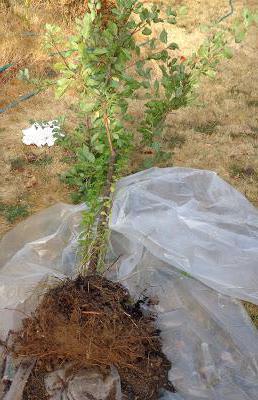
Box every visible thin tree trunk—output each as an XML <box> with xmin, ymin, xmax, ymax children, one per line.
<box><xmin>86</xmin><ymin>153</ymin><xmax>116</xmax><ymax>273</ymax></box>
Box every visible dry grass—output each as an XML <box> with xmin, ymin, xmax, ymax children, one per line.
<box><xmin>0</xmin><ymin>4</ymin><xmax>54</xmax><ymax>75</ymax></box>
<box><xmin>165</xmin><ymin>1</ymin><xmax>258</xmax><ymax>207</ymax></box>
<box><xmin>0</xmin><ymin>89</ymin><xmax>78</xmax><ymax>236</ymax></box>
<box><xmin>30</xmin><ymin>0</ymin><xmax>114</xmax><ymax>21</ymax></box>
<box><xmin>132</xmin><ymin>0</ymin><xmax>258</xmax><ymax>208</ymax></box>
<box><xmin>0</xmin><ymin>1</ymin><xmax>80</xmax><ymax>236</ymax></box>
<box><xmin>244</xmin><ymin>302</ymin><xmax>258</xmax><ymax>328</ymax></box>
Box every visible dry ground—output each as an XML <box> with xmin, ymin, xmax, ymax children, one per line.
<box><xmin>0</xmin><ymin>0</ymin><xmax>257</xmax><ymax>323</ymax></box>
<box><xmin>165</xmin><ymin>0</ymin><xmax>258</xmax><ymax>207</ymax></box>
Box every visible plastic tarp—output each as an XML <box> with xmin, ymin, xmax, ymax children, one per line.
<box><xmin>0</xmin><ymin>203</ymin><xmax>86</xmax><ymax>339</ymax></box>
<box><xmin>0</xmin><ymin>167</ymin><xmax>258</xmax><ymax>400</ymax></box>
<box><xmin>110</xmin><ymin>167</ymin><xmax>258</xmax><ymax>304</ymax></box>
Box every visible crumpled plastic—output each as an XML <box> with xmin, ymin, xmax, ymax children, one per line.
<box><xmin>22</xmin><ymin>120</ymin><xmax>64</xmax><ymax>147</ymax></box>
<box><xmin>45</xmin><ymin>365</ymin><xmax>121</xmax><ymax>400</ymax></box>
<box><xmin>3</xmin><ymin>360</ymin><xmax>35</xmax><ymax>400</ymax></box>
<box><xmin>0</xmin><ymin>203</ymin><xmax>86</xmax><ymax>339</ymax></box>
<box><xmin>110</xmin><ymin>167</ymin><xmax>258</xmax><ymax>304</ymax></box>
<box><xmin>0</xmin><ymin>167</ymin><xmax>258</xmax><ymax>400</ymax></box>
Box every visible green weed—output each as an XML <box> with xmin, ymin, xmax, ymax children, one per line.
<box><xmin>194</xmin><ymin>121</ymin><xmax>219</xmax><ymax>135</ymax></box>
<box><xmin>33</xmin><ymin>155</ymin><xmax>53</xmax><ymax>166</ymax></box>
<box><xmin>169</xmin><ymin>134</ymin><xmax>186</xmax><ymax>148</ymax></box>
<box><xmin>247</xmin><ymin>100</ymin><xmax>258</xmax><ymax>107</ymax></box>
<box><xmin>60</xmin><ymin>155</ymin><xmax>76</xmax><ymax>164</ymax></box>
<box><xmin>10</xmin><ymin>157</ymin><xmax>26</xmax><ymax>170</ymax></box>
<box><xmin>0</xmin><ymin>203</ymin><xmax>29</xmax><ymax>223</ymax></box>
<box><xmin>229</xmin><ymin>163</ymin><xmax>257</xmax><ymax>179</ymax></box>
<box><xmin>251</xmin><ymin>126</ymin><xmax>258</xmax><ymax>134</ymax></box>
<box><xmin>230</xmin><ymin>130</ymin><xmax>257</xmax><ymax>140</ymax></box>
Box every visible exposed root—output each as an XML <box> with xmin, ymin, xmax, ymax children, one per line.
<box><xmin>11</xmin><ymin>275</ymin><xmax>174</xmax><ymax>399</ymax></box>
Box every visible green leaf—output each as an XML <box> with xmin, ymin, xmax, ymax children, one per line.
<box><xmin>80</xmin><ymin>102</ymin><xmax>96</xmax><ymax>113</ymax></box>
<box><xmin>199</xmin><ymin>24</ymin><xmax>209</xmax><ymax>33</ymax></box>
<box><xmin>243</xmin><ymin>8</ymin><xmax>253</xmax><ymax>27</ymax></box>
<box><xmin>154</xmin><ymin>79</ymin><xmax>159</xmax><ymax>92</ymax></box>
<box><xmin>94</xmin><ymin>144</ymin><xmax>105</xmax><ymax>153</ymax></box>
<box><xmin>135</xmin><ymin>46</ymin><xmax>141</xmax><ymax>56</ymax></box>
<box><xmin>123</xmin><ymin>114</ymin><xmax>134</xmax><ymax>121</ymax></box>
<box><xmin>17</xmin><ymin>68</ymin><xmax>30</xmax><ymax>81</ymax></box>
<box><xmin>178</xmin><ymin>6</ymin><xmax>188</xmax><ymax>16</ymax></box>
<box><xmin>108</xmin><ymin>21</ymin><xmax>118</xmax><ymax>36</ymax></box>
<box><xmin>143</xmin><ymin>158</ymin><xmax>154</xmax><ymax>169</ymax></box>
<box><xmin>159</xmin><ymin>29</ymin><xmax>168</xmax><ymax>44</ymax></box>
<box><xmin>223</xmin><ymin>47</ymin><xmax>233</xmax><ymax>59</ymax></box>
<box><xmin>235</xmin><ymin>30</ymin><xmax>246</xmax><ymax>43</ymax></box>
<box><xmin>205</xmin><ymin>70</ymin><xmax>216</xmax><ymax>79</ymax></box>
<box><xmin>167</xmin><ymin>17</ymin><xmax>177</xmax><ymax>24</ymax></box>
<box><xmin>92</xmin><ymin>48</ymin><xmax>108</xmax><ymax>55</ymax></box>
<box><xmin>151</xmin><ymin>141</ymin><xmax>160</xmax><ymax>151</ymax></box>
<box><xmin>127</xmin><ymin>20</ymin><xmax>137</xmax><ymax>29</ymax></box>
<box><xmin>142</xmin><ymin>27</ymin><xmax>152</xmax><ymax>36</ymax></box>
<box><xmin>110</xmin><ymin>79</ymin><xmax>119</xmax><ymax>89</ymax></box>
<box><xmin>82</xmin><ymin>13</ymin><xmax>92</xmax><ymax>38</ymax></box>
<box><xmin>86</xmin><ymin>78</ymin><xmax>99</xmax><ymax>87</ymax></box>
<box><xmin>96</xmin><ymin>1</ymin><xmax>101</xmax><ymax>10</ymax></box>
<box><xmin>134</xmin><ymin>1</ymin><xmax>143</xmax><ymax>10</ymax></box>
<box><xmin>55</xmin><ymin>78</ymin><xmax>71</xmax><ymax>98</ymax></box>
<box><xmin>168</xmin><ymin>42</ymin><xmax>179</xmax><ymax>50</ymax></box>
<box><xmin>78</xmin><ymin>145</ymin><xmax>95</xmax><ymax>163</ymax></box>
<box><xmin>175</xmin><ymin>87</ymin><xmax>183</xmax><ymax>97</ymax></box>
<box><xmin>142</xmin><ymin>80</ymin><xmax>151</xmax><ymax>89</ymax></box>
<box><xmin>166</xmin><ymin>7</ymin><xmax>177</xmax><ymax>17</ymax></box>
<box><xmin>113</xmin><ymin>132</ymin><xmax>119</xmax><ymax>139</ymax></box>
<box><xmin>160</xmin><ymin>50</ymin><xmax>169</xmax><ymax>61</ymax></box>
<box><xmin>198</xmin><ymin>45</ymin><xmax>208</xmax><ymax>58</ymax></box>
<box><xmin>45</xmin><ymin>23</ymin><xmax>61</xmax><ymax>35</ymax></box>
<box><xmin>140</xmin><ymin>8</ymin><xmax>150</xmax><ymax>21</ymax></box>
<box><xmin>121</xmin><ymin>48</ymin><xmax>131</xmax><ymax>61</ymax></box>
<box><xmin>149</xmin><ymin>52</ymin><xmax>162</xmax><ymax>60</ymax></box>
<box><xmin>149</xmin><ymin>38</ymin><xmax>156</xmax><ymax>49</ymax></box>
<box><xmin>156</xmin><ymin>150</ymin><xmax>171</xmax><ymax>162</ymax></box>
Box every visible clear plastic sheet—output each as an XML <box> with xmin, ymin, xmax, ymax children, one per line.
<box><xmin>0</xmin><ymin>203</ymin><xmax>86</xmax><ymax>339</ymax></box>
<box><xmin>0</xmin><ymin>167</ymin><xmax>258</xmax><ymax>399</ymax></box>
<box><xmin>45</xmin><ymin>365</ymin><xmax>121</xmax><ymax>400</ymax></box>
<box><xmin>3</xmin><ymin>360</ymin><xmax>35</xmax><ymax>400</ymax></box>
<box><xmin>109</xmin><ymin>249</ymin><xmax>258</xmax><ymax>399</ymax></box>
<box><xmin>110</xmin><ymin>167</ymin><xmax>258</xmax><ymax>304</ymax></box>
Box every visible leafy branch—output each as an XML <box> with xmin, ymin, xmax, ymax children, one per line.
<box><xmin>38</xmin><ymin>0</ymin><xmax>257</xmax><ymax>271</ymax></box>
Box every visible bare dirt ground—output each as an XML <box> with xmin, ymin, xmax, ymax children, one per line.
<box><xmin>0</xmin><ymin>0</ymin><xmax>257</xmax><ymax>324</ymax></box>
<box><xmin>165</xmin><ymin>0</ymin><xmax>258</xmax><ymax>207</ymax></box>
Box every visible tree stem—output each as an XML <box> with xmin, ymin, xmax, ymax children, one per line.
<box><xmin>103</xmin><ymin>111</ymin><xmax>115</xmax><ymax>157</ymax></box>
<box><xmin>85</xmin><ymin>110</ymin><xmax>116</xmax><ymax>273</ymax></box>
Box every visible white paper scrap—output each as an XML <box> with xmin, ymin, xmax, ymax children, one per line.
<box><xmin>22</xmin><ymin>120</ymin><xmax>64</xmax><ymax>147</ymax></box>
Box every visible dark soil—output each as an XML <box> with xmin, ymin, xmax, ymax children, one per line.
<box><xmin>23</xmin><ymin>370</ymin><xmax>48</xmax><ymax>400</ymax></box>
<box><xmin>10</xmin><ymin>275</ymin><xmax>174</xmax><ymax>400</ymax></box>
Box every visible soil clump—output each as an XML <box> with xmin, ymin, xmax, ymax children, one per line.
<box><xmin>10</xmin><ymin>275</ymin><xmax>174</xmax><ymax>399</ymax></box>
